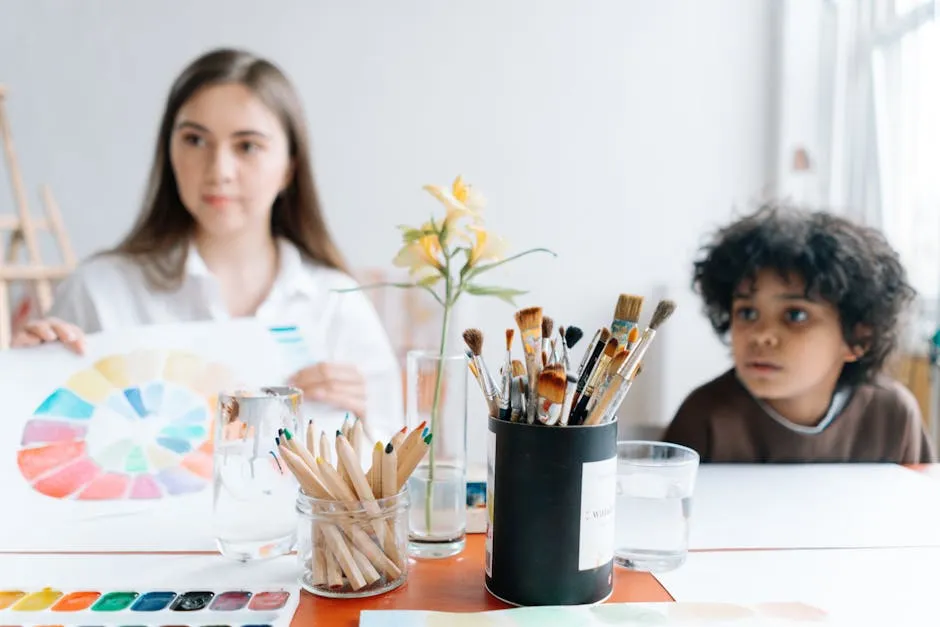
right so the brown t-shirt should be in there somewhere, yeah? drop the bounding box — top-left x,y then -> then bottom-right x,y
663,369 -> 935,463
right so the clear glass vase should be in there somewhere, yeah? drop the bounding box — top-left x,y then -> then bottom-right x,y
405,350 -> 468,558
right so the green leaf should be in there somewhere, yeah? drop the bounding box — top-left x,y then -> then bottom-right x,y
463,284 -> 529,306
333,281 -> 446,307
399,228 -> 426,244
417,274 -> 442,287
464,247 -> 557,282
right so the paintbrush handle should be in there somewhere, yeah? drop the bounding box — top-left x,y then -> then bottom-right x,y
584,373 -> 627,426
576,329 -> 602,380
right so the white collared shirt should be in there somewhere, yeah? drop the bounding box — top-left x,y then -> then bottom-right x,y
47,239 -> 404,445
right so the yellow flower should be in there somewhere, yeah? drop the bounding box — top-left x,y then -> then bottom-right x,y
451,175 -> 486,212
467,224 -> 507,267
393,227 -> 444,277
423,176 -> 487,247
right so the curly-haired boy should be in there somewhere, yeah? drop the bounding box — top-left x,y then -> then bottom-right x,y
664,205 -> 934,463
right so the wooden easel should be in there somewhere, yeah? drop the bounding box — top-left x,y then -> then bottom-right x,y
0,84 -> 76,349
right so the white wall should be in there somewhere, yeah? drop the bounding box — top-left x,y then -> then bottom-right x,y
0,0 -> 775,459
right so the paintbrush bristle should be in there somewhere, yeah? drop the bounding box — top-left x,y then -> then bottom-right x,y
599,327 -> 612,344
609,348 -> 630,375
603,337 -> 620,358
649,299 -> 677,330
541,316 -> 554,339
627,326 -> 639,345
537,370 -> 567,404
565,326 -> 584,348
505,328 -> 514,350
614,294 -> 645,324
514,306 -> 543,332
462,328 -> 484,356
511,359 -> 526,377
545,363 -> 566,377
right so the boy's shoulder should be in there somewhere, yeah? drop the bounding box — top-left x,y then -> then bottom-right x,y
855,374 -> 923,426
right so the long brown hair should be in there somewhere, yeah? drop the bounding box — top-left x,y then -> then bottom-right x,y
112,47 -> 348,288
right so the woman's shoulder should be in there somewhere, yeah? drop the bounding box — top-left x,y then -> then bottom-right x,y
66,251 -> 147,288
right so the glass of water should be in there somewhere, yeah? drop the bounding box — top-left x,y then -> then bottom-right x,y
615,440 -> 699,572
212,386 -> 301,561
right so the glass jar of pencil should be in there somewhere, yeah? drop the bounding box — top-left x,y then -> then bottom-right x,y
282,427 -> 417,598
295,489 -> 410,598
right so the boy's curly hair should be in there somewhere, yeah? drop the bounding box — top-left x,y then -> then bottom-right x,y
693,205 -> 916,386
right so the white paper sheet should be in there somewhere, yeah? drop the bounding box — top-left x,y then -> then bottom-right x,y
359,601 -> 908,626
0,553 -> 300,626
688,464 -> 940,550
655,547 -> 940,622
0,319 -> 296,552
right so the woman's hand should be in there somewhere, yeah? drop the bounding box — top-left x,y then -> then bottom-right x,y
11,317 -> 86,355
289,362 -> 367,418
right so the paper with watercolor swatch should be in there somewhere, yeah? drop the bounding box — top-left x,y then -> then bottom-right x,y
359,603 -> 839,626
0,319 -> 294,552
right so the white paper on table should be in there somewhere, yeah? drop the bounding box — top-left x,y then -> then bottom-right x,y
361,601 -> 910,625
688,464 -> 940,550
0,553 -> 300,626
0,319 -> 297,552
655,546 -> 940,623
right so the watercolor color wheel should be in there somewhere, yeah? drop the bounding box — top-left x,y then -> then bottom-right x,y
16,349 -> 234,500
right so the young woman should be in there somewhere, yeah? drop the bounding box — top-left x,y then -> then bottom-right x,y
12,48 -> 403,440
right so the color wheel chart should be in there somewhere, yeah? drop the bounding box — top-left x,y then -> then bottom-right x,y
17,349 -> 234,501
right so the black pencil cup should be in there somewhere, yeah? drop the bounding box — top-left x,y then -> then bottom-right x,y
484,416 -> 618,606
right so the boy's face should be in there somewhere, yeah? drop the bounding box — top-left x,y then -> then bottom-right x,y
730,269 -> 860,403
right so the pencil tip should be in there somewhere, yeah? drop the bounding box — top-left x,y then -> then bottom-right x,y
336,429 -> 342,437
284,429 -> 293,440
275,436 -> 280,446
385,442 -> 394,454
424,433 -> 433,444
399,425 -> 407,434
374,441 -> 383,450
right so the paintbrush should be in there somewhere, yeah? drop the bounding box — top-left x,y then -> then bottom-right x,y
585,347 -> 630,417
610,294 -> 644,348
569,337 -> 619,425
499,329 -> 514,420
570,327 -> 611,413
463,328 -> 500,417
575,327 -> 604,382
561,325 -> 583,374
514,307 -> 543,424
584,299 -> 677,425
535,368 -> 567,426
541,316 -> 554,364
510,376 -> 527,423
559,370 -> 579,426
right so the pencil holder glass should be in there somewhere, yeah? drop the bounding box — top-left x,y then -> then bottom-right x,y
296,488 -> 410,599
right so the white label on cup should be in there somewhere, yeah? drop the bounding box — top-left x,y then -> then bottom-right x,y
579,456 -> 616,571
485,429 -> 496,577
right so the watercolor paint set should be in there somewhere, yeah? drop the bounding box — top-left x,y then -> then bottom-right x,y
0,554 -> 301,627
0,586 -> 299,627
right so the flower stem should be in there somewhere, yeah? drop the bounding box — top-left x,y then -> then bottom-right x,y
425,257 -> 452,533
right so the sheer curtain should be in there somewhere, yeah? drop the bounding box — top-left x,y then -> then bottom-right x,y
822,0 -> 939,320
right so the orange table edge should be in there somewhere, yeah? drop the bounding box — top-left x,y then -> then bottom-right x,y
296,534 -> 673,627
